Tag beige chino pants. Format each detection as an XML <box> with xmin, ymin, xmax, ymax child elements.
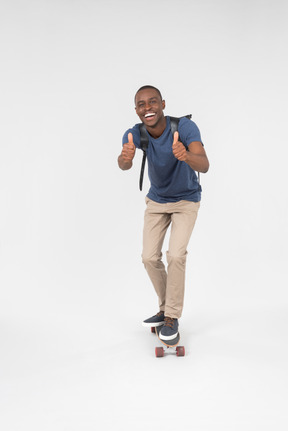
<box><xmin>142</xmin><ymin>197</ymin><xmax>200</xmax><ymax>319</ymax></box>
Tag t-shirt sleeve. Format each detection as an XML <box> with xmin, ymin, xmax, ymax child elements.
<box><xmin>179</xmin><ymin>117</ymin><xmax>203</xmax><ymax>147</ymax></box>
<box><xmin>122</xmin><ymin>124</ymin><xmax>141</xmax><ymax>149</ymax></box>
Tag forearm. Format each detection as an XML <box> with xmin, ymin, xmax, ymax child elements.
<box><xmin>184</xmin><ymin>151</ymin><xmax>209</xmax><ymax>173</ymax></box>
<box><xmin>118</xmin><ymin>154</ymin><xmax>133</xmax><ymax>170</ymax></box>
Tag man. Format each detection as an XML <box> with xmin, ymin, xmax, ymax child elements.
<box><xmin>118</xmin><ymin>85</ymin><xmax>209</xmax><ymax>341</ymax></box>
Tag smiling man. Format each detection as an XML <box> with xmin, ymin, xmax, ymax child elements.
<box><xmin>118</xmin><ymin>85</ymin><xmax>209</xmax><ymax>341</ymax></box>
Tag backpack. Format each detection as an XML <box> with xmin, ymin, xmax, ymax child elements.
<box><xmin>138</xmin><ymin>115</ymin><xmax>200</xmax><ymax>191</ymax></box>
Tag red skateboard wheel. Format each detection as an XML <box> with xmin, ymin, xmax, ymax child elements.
<box><xmin>155</xmin><ymin>347</ymin><xmax>164</xmax><ymax>357</ymax></box>
<box><xmin>176</xmin><ymin>346</ymin><xmax>185</xmax><ymax>357</ymax></box>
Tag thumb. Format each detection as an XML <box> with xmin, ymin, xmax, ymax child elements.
<box><xmin>173</xmin><ymin>131</ymin><xmax>179</xmax><ymax>146</ymax></box>
<box><xmin>128</xmin><ymin>132</ymin><xmax>134</xmax><ymax>145</ymax></box>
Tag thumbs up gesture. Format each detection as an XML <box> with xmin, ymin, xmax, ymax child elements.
<box><xmin>172</xmin><ymin>131</ymin><xmax>187</xmax><ymax>161</ymax></box>
<box><xmin>122</xmin><ymin>132</ymin><xmax>136</xmax><ymax>162</ymax></box>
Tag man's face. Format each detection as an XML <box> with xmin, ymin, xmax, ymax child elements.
<box><xmin>135</xmin><ymin>88</ymin><xmax>165</xmax><ymax>128</ymax></box>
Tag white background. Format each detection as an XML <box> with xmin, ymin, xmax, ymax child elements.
<box><xmin>0</xmin><ymin>0</ymin><xmax>287</xmax><ymax>429</ymax></box>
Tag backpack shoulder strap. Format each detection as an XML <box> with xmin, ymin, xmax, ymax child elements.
<box><xmin>139</xmin><ymin>123</ymin><xmax>149</xmax><ymax>151</ymax></box>
<box><xmin>170</xmin><ymin>114</ymin><xmax>192</xmax><ymax>136</ymax></box>
<box><xmin>169</xmin><ymin>116</ymin><xmax>180</xmax><ymax>136</ymax></box>
<box><xmin>139</xmin><ymin>123</ymin><xmax>149</xmax><ymax>190</ymax></box>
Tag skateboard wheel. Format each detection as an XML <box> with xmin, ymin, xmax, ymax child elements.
<box><xmin>176</xmin><ymin>346</ymin><xmax>185</xmax><ymax>357</ymax></box>
<box><xmin>155</xmin><ymin>347</ymin><xmax>164</xmax><ymax>358</ymax></box>
<box><xmin>151</xmin><ymin>327</ymin><xmax>156</xmax><ymax>334</ymax></box>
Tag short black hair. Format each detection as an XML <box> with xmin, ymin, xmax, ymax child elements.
<box><xmin>135</xmin><ymin>85</ymin><xmax>163</xmax><ymax>103</ymax></box>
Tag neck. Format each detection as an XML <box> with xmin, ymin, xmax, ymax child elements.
<box><xmin>146</xmin><ymin>115</ymin><xmax>166</xmax><ymax>139</ymax></box>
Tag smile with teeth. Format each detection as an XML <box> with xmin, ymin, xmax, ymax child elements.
<box><xmin>145</xmin><ymin>113</ymin><xmax>156</xmax><ymax>118</ymax></box>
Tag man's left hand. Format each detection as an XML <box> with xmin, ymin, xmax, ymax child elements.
<box><xmin>172</xmin><ymin>131</ymin><xmax>187</xmax><ymax>161</ymax></box>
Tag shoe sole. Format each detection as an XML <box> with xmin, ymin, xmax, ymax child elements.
<box><xmin>142</xmin><ymin>321</ymin><xmax>165</xmax><ymax>328</ymax></box>
<box><xmin>159</xmin><ymin>331</ymin><xmax>179</xmax><ymax>341</ymax></box>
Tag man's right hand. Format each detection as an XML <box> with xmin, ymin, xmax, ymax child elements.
<box><xmin>118</xmin><ymin>132</ymin><xmax>136</xmax><ymax>170</ymax></box>
<box><xmin>121</xmin><ymin>133</ymin><xmax>136</xmax><ymax>162</ymax></box>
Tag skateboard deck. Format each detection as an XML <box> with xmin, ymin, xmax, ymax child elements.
<box><xmin>152</xmin><ymin>325</ymin><xmax>185</xmax><ymax>357</ymax></box>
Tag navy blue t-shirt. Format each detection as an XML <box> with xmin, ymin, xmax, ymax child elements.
<box><xmin>122</xmin><ymin>116</ymin><xmax>202</xmax><ymax>203</ymax></box>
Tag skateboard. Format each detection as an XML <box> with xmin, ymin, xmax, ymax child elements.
<box><xmin>151</xmin><ymin>325</ymin><xmax>185</xmax><ymax>358</ymax></box>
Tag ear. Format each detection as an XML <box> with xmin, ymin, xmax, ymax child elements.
<box><xmin>162</xmin><ymin>100</ymin><xmax>166</xmax><ymax>110</ymax></box>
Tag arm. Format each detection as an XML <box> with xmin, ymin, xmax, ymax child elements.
<box><xmin>118</xmin><ymin>132</ymin><xmax>136</xmax><ymax>171</ymax></box>
<box><xmin>172</xmin><ymin>131</ymin><xmax>209</xmax><ymax>173</ymax></box>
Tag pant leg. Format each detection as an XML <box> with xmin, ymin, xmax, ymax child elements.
<box><xmin>165</xmin><ymin>200</ymin><xmax>200</xmax><ymax>319</ymax></box>
<box><xmin>142</xmin><ymin>198</ymin><xmax>171</xmax><ymax>311</ymax></box>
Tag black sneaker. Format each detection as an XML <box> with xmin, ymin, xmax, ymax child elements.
<box><xmin>142</xmin><ymin>311</ymin><xmax>165</xmax><ymax>327</ymax></box>
<box><xmin>159</xmin><ymin>317</ymin><xmax>179</xmax><ymax>340</ymax></box>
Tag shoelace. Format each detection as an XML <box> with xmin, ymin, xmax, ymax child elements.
<box><xmin>164</xmin><ymin>317</ymin><xmax>175</xmax><ymax>328</ymax></box>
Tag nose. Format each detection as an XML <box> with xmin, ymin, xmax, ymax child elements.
<box><xmin>144</xmin><ymin>101</ymin><xmax>153</xmax><ymax>110</ymax></box>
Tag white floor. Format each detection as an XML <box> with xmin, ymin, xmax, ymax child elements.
<box><xmin>1</xmin><ymin>267</ymin><xmax>287</xmax><ymax>431</ymax></box>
